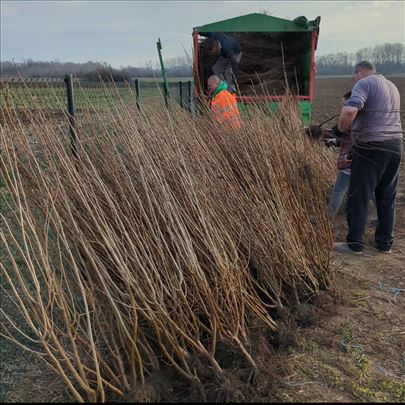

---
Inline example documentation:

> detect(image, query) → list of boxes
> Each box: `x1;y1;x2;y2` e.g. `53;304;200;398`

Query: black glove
306;125;323;139
331;124;344;138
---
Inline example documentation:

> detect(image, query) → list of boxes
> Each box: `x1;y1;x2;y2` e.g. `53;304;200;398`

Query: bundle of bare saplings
1;82;335;402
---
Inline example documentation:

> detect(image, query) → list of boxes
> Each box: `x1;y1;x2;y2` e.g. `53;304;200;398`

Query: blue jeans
328;170;376;217
346;139;403;252
328;170;350;217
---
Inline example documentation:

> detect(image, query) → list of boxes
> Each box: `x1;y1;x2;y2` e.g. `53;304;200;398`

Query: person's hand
228;85;237;94
331;124;344;138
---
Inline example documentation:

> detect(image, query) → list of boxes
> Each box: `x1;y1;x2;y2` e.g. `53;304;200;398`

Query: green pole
156;37;170;107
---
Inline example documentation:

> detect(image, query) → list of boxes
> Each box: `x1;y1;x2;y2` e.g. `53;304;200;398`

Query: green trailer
193;13;321;126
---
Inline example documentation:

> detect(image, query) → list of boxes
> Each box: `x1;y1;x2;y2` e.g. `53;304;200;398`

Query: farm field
0;78;193;112
312;75;405;125
1;76;404;403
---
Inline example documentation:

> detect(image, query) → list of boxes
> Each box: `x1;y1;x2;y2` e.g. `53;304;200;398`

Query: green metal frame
237;100;311;126
194;13;319;33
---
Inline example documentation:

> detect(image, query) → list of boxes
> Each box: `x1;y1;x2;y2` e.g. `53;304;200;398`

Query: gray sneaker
333;242;363;255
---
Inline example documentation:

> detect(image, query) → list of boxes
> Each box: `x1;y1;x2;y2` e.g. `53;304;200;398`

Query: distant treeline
0;56;192;81
316;42;405;75
1;43;404;80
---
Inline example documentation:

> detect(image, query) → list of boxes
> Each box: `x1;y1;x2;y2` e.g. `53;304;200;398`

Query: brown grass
1;84;336;402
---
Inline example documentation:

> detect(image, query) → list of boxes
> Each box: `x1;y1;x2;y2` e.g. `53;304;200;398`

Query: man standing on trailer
200;32;242;93
333;61;403;255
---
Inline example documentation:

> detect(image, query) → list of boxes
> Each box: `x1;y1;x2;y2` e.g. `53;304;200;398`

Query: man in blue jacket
200;32;242;93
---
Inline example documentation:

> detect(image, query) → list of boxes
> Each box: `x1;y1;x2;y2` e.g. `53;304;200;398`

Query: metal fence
1;75;195;158
0;76;194;113
134;79;194;112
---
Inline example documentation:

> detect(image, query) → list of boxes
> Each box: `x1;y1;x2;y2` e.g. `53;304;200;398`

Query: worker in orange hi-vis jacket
207;75;241;131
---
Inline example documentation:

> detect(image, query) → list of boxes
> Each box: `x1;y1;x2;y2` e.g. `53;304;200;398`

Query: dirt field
1;76;404;402
278;75;405;403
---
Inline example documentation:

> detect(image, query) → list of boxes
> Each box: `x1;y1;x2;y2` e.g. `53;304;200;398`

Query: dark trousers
346;139;403;252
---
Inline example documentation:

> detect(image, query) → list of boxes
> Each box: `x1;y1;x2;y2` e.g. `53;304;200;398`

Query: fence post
64;74;78;158
156;38;170;108
134;78;141;110
188;80;193;114
179;81;183;109
162;82;168;109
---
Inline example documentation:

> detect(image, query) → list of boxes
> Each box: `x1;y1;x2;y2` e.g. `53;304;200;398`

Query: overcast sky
1;0;404;68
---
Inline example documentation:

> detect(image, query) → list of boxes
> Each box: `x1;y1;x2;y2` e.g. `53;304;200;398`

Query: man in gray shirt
333;61;403;254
